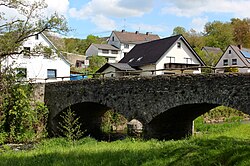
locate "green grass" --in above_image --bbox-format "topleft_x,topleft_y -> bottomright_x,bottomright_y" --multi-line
1,123 -> 250,166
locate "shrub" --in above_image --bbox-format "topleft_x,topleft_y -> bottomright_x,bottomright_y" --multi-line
0,67 -> 49,144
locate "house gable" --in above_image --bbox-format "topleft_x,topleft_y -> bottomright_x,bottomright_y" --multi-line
216,45 -> 249,68
108,32 -> 121,48
120,35 -> 205,67
3,32 -> 70,82
156,37 -> 203,70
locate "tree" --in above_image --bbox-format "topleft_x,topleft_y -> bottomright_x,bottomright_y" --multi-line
172,26 -> 187,36
185,29 -> 205,49
88,55 -> 107,74
58,107 -> 84,142
204,21 -> 234,50
0,0 -> 65,143
0,0 -> 69,58
63,35 -> 106,55
231,18 -> 250,48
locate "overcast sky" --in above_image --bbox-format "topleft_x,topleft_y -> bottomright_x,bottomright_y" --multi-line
5,0 -> 250,38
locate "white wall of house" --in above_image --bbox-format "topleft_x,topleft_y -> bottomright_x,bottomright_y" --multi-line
4,55 -> 70,82
101,66 -> 124,77
108,32 -> 136,60
139,64 -> 156,76
96,49 -> 121,63
156,39 -> 201,74
120,43 -> 136,59
215,46 -> 250,73
2,33 -> 70,83
86,44 -> 122,63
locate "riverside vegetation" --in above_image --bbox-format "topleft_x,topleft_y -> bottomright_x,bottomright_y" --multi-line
1,97 -> 250,166
0,118 -> 250,165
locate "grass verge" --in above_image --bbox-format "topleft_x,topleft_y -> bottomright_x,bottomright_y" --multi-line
0,123 -> 250,166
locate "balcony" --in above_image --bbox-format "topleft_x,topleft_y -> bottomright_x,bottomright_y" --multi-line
164,63 -> 200,70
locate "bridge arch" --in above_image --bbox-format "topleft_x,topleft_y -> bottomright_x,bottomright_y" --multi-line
52,101 -> 131,140
145,103 -> 218,140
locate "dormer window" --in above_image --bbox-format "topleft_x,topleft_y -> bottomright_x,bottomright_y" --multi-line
129,58 -> 134,62
177,42 -> 181,48
137,57 -> 143,61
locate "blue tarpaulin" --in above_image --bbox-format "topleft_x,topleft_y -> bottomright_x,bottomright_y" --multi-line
70,74 -> 87,80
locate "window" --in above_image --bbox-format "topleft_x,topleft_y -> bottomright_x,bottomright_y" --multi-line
223,59 -> 228,66
184,57 -> 192,64
166,56 -> 175,63
177,42 -> 181,48
35,34 -> 39,40
47,69 -> 57,79
112,36 -> 114,41
76,60 -> 84,68
102,49 -> 109,54
124,44 -> 129,49
23,47 -> 31,57
229,50 -> 231,54
16,68 -> 27,79
111,50 -> 118,54
232,59 -> 237,65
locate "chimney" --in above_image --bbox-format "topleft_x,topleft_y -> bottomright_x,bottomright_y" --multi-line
238,44 -> 242,50
121,29 -> 125,32
135,31 -> 139,34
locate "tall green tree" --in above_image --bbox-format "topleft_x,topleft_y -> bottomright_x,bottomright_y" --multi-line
0,0 -> 69,58
172,26 -> 187,36
172,26 -> 205,49
204,21 -> 234,50
231,18 -> 250,48
88,55 -> 107,74
64,35 -> 106,55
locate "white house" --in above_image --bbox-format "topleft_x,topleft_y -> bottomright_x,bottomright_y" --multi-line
96,63 -> 137,77
85,44 -> 121,63
97,35 -> 205,77
1,32 -> 71,83
86,30 -> 160,63
215,45 -> 250,73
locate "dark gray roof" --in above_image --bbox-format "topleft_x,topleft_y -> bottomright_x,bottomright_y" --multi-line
202,46 -> 223,56
96,63 -> 136,73
92,44 -> 119,50
119,35 -> 205,67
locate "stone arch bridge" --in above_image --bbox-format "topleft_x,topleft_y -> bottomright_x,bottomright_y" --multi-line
42,73 -> 250,140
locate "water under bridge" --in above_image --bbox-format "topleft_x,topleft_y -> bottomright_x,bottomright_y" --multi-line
37,73 -> 250,140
